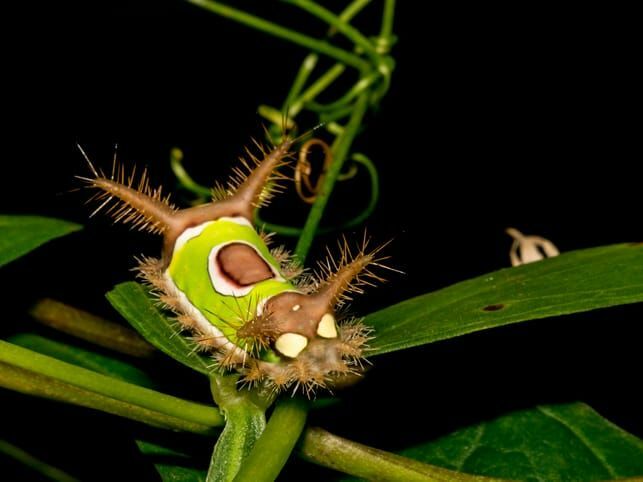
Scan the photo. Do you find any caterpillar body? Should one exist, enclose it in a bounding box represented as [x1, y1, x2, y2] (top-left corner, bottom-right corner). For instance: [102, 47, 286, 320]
[79, 136, 389, 395]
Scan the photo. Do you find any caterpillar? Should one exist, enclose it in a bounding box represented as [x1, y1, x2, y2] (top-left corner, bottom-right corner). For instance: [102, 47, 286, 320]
[78, 134, 391, 396]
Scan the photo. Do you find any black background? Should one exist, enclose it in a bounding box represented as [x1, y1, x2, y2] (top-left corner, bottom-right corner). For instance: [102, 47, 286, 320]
[2, 1, 641, 480]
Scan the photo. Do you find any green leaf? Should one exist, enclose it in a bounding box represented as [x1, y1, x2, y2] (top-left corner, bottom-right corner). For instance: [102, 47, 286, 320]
[136, 440, 206, 482]
[0, 340, 223, 433]
[367, 244, 643, 356]
[0, 215, 81, 268]
[106, 282, 214, 376]
[401, 402, 643, 481]
[8, 333, 156, 388]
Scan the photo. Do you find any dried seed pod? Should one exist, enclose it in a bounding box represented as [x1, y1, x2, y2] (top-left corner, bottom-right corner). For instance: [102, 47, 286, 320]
[506, 227, 560, 266]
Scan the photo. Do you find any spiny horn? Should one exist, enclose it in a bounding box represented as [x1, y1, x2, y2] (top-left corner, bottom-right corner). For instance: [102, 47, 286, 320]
[314, 235, 398, 309]
[230, 137, 294, 218]
[77, 145, 179, 236]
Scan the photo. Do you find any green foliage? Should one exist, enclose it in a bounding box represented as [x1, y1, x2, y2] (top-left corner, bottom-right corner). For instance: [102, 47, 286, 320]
[1, 3, 642, 482]
[0, 215, 81, 267]
[368, 244, 643, 356]
[106, 282, 213, 376]
[401, 403, 643, 481]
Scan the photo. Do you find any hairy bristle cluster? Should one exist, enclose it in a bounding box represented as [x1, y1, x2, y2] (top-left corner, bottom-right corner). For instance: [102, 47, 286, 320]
[221, 139, 293, 209]
[77, 147, 176, 235]
[315, 234, 399, 308]
[270, 245, 305, 281]
[256, 318, 372, 396]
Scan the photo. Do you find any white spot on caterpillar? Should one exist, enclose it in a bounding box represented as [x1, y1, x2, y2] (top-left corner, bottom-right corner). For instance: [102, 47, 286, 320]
[275, 333, 308, 358]
[292, 304, 301, 311]
[317, 313, 338, 338]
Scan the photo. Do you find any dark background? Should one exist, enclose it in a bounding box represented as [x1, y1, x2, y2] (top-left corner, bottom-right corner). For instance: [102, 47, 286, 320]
[2, 1, 641, 480]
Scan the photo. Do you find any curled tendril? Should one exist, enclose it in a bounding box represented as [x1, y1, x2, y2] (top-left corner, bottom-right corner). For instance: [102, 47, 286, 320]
[257, 152, 379, 237]
[295, 138, 333, 204]
[170, 147, 212, 201]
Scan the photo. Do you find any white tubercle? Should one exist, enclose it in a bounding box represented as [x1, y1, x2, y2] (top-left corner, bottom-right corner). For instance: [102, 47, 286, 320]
[275, 333, 308, 358]
[317, 313, 338, 338]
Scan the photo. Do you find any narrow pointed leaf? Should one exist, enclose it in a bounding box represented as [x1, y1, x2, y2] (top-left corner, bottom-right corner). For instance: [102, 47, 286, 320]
[106, 282, 214, 376]
[0, 215, 81, 267]
[400, 402, 643, 481]
[367, 244, 643, 355]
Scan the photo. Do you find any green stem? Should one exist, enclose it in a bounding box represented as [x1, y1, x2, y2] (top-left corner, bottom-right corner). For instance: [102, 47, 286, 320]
[171, 147, 212, 198]
[339, 0, 373, 26]
[0, 439, 80, 482]
[289, 63, 346, 117]
[0, 362, 215, 435]
[281, 0, 372, 120]
[8, 333, 156, 388]
[185, 0, 369, 71]
[334, 152, 379, 229]
[306, 72, 379, 112]
[283, 53, 319, 111]
[0, 340, 224, 432]
[295, 92, 370, 262]
[232, 398, 308, 482]
[29, 298, 155, 358]
[381, 0, 396, 41]
[299, 427, 504, 482]
[283, 0, 383, 69]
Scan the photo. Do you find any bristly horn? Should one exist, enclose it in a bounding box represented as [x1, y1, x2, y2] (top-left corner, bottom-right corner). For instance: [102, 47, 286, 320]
[314, 235, 400, 309]
[77, 145, 179, 236]
[78, 137, 294, 263]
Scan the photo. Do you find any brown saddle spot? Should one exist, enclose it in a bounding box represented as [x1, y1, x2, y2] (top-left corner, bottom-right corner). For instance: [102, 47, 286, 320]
[217, 243, 275, 287]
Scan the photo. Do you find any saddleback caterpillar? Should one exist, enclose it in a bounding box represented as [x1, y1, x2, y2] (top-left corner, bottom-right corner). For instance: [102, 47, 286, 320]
[78, 133, 392, 396]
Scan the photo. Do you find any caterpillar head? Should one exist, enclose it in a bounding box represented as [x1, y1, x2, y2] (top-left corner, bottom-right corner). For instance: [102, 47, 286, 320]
[244, 239, 393, 394]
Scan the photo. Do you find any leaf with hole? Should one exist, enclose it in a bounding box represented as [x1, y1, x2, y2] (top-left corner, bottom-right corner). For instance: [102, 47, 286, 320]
[367, 244, 643, 356]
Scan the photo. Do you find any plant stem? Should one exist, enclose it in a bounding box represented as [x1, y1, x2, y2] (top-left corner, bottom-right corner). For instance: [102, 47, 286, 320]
[381, 0, 396, 41]
[283, 0, 384, 69]
[30, 298, 155, 358]
[0, 340, 223, 431]
[283, 53, 318, 111]
[185, 0, 369, 71]
[0, 362, 215, 434]
[0, 439, 80, 482]
[232, 397, 308, 482]
[299, 427, 504, 482]
[171, 147, 212, 198]
[295, 92, 370, 262]
[289, 63, 346, 117]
